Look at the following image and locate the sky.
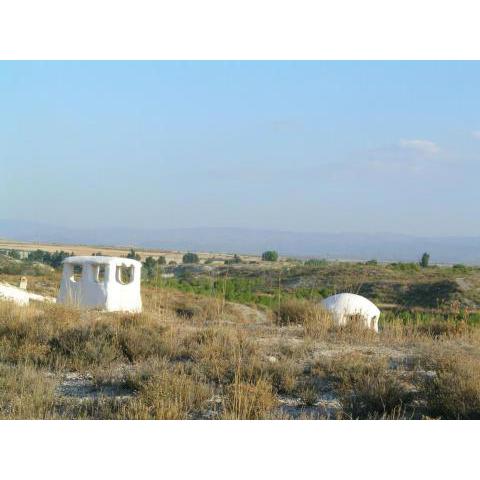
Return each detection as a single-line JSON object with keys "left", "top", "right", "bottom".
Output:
{"left": 1, "top": 61, "right": 479, "bottom": 236}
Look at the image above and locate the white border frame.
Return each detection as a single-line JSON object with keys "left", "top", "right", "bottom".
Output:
{"left": 1, "top": 0, "right": 479, "bottom": 59}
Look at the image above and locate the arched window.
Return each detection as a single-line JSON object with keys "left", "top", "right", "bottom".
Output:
{"left": 116, "top": 265, "right": 134, "bottom": 284}
{"left": 94, "top": 264, "right": 106, "bottom": 283}
{"left": 71, "top": 264, "right": 83, "bottom": 282}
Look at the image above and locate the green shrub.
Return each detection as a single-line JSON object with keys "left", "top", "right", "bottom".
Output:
{"left": 126, "top": 248, "right": 141, "bottom": 261}
{"left": 304, "top": 258, "right": 327, "bottom": 267}
{"left": 224, "top": 254, "right": 242, "bottom": 265}
{"left": 262, "top": 251, "right": 278, "bottom": 262}
{"left": 389, "top": 262, "right": 420, "bottom": 272}
{"left": 143, "top": 256, "right": 163, "bottom": 279}
{"left": 452, "top": 263, "right": 469, "bottom": 273}
{"left": 183, "top": 252, "right": 199, "bottom": 264}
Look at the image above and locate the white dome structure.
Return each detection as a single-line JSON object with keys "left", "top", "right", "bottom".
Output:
{"left": 57, "top": 256, "right": 142, "bottom": 313}
{"left": 322, "top": 293, "right": 380, "bottom": 332}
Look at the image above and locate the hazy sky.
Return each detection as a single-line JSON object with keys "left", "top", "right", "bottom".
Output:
{"left": 1, "top": 61, "right": 479, "bottom": 235}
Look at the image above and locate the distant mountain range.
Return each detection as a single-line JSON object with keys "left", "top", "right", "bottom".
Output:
{"left": 1, "top": 219, "right": 479, "bottom": 264}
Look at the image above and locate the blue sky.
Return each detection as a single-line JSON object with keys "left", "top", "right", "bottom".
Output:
{"left": 1, "top": 61, "right": 479, "bottom": 235}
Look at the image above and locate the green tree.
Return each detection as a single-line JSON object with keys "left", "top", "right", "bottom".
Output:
{"left": 26, "top": 249, "right": 70, "bottom": 269}
{"left": 183, "top": 252, "right": 199, "bottom": 264}
{"left": 126, "top": 248, "right": 141, "bottom": 261}
{"left": 262, "top": 250, "right": 279, "bottom": 262}
{"left": 157, "top": 255, "right": 166, "bottom": 265}
{"left": 420, "top": 252, "right": 430, "bottom": 268}
{"left": 27, "top": 249, "right": 46, "bottom": 263}
{"left": 7, "top": 249, "right": 21, "bottom": 260}
{"left": 49, "top": 250, "right": 71, "bottom": 269}
{"left": 143, "top": 256, "right": 159, "bottom": 279}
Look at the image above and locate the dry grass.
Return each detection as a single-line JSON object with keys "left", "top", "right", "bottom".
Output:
{"left": 123, "top": 360, "right": 214, "bottom": 419}
{"left": 183, "top": 327, "right": 260, "bottom": 384}
{"left": 0, "top": 363, "right": 57, "bottom": 419}
{"left": 221, "top": 361, "right": 277, "bottom": 419}
{"left": 266, "top": 357, "right": 301, "bottom": 395}
{"left": 274, "top": 298, "right": 381, "bottom": 341}
{"left": 222, "top": 376, "right": 276, "bottom": 419}
{"left": 275, "top": 298, "right": 332, "bottom": 335}
{"left": 1, "top": 280, "right": 480, "bottom": 419}
{"left": 313, "top": 353, "right": 414, "bottom": 419}
{"left": 420, "top": 352, "right": 480, "bottom": 419}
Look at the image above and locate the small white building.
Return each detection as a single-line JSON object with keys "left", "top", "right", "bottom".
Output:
{"left": 322, "top": 293, "right": 380, "bottom": 332}
{"left": 57, "top": 256, "right": 142, "bottom": 313}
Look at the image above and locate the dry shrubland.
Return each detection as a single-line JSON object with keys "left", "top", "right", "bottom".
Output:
{"left": 0, "top": 282, "right": 479, "bottom": 419}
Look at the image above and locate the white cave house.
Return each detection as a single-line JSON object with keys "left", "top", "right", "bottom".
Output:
{"left": 57, "top": 256, "right": 142, "bottom": 313}
{"left": 322, "top": 293, "right": 380, "bottom": 332}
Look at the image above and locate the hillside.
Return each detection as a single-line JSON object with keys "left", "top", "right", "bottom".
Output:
{"left": 1, "top": 270, "right": 480, "bottom": 419}
{"left": 1, "top": 251, "right": 480, "bottom": 419}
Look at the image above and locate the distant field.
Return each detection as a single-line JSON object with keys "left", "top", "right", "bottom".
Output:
{"left": 0, "top": 239, "right": 261, "bottom": 264}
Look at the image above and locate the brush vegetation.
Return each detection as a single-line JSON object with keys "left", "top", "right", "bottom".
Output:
{"left": 1, "top": 267, "right": 480, "bottom": 419}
